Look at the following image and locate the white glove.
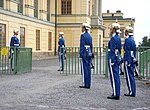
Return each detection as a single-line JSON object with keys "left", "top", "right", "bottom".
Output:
{"left": 127, "top": 64, "right": 131, "bottom": 67}
{"left": 11, "top": 50, "right": 14, "bottom": 54}
{"left": 133, "top": 58, "right": 136, "bottom": 63}
{"left": 111, "top": 63, "right": 114, "bottom": 66}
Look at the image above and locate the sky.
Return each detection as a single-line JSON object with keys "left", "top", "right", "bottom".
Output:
{"left": 102, "top": 0, "right": 150, "bottom": 45}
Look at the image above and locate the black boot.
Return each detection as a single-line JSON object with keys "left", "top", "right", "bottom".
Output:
{"left": 107, "top": 96, "right": 120, "bottom": 100}
{"left": 79, "top": 86, "right": 90, "bottom": 89}
{"left": 124, "top": 94, "right": 135, "bottom": 97}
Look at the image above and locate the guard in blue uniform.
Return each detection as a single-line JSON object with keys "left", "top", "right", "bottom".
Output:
{"left": 10, "top": 29, "right": 20, "bottom": 70}
{"left": 123, "top": 25, "right": 136, "bottom": 97}
{"left": 79, "top": 23, "right": 93, "bottom": 89}
{"left": 107, "top": 22, "right": 122, "bottom": 100}
{"left": 58, "top": 32, "right": 65, "bottom": 71}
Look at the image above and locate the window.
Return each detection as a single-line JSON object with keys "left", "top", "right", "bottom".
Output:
{"left": 47, "top": 0, "right": 50, "bottom": 21}
{"left": 0, "top": 0, "right": 4, "bottom": 8}
{"left": 34, "top": 0, "right": 38, "bottom": 18}
{"left": 99, "top": 35, "right": 101, "bottom": 47}
{"left": 120, "top": 29, "right": 124, "bottom": 38}
{"left": 48, "top": 32, "right": 52, "bottom": 50}
{"left": 20, "top": 27, "right": 25, "bottom": 47}
{"left": 18, "top": 0, "right": 23, "bottom": 13}
{"left": 36, "top": 30, "right": 40, "bottom": 50}
{"left": 103, "top": 30, "right": 105, "bottom": 38}
{"left": 88, "top": 0, "right": 90, "bottom": 16}
{"left": 0, "top": 23, "right": 6, "bottom": 46}
{"left": 61, "top": 0, "right": 72, "bottom": 15}
{"left": 0, "top": 0, "right": 3, "bottom": 8}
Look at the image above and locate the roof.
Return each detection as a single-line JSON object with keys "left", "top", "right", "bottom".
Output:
{"left": 102, "top": 16, "right": 135, "bottom": 21}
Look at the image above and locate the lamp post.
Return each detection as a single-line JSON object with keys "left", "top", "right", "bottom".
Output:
{"left": 54, "top": 0, "right": 57, "bottom": 55}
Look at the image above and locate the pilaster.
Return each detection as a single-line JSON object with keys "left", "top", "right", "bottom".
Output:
{"left": 6, "top": 0, "right": 18, "bottom": 12}
{"left": 91, "top": 0, "right": 103, "bottom": 26}
{"left": 24, "top": 0, "right": 34, "bottom": 17}
{"left": 39, "top": 0, "right": 47, "bottom": 21}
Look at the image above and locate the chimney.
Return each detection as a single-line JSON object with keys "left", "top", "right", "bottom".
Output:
{"left": 107, "top": 10, "right": 110, "bottom": 13}
{"left": 116, "top": 10, "right": 121, "bottom": 13}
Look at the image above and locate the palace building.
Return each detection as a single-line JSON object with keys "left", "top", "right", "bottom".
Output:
{"left": 102, "top": 10, "right": 135, "bottom": 47}
{"left": 0, "top": 0, "right": 134, "bottom": 58}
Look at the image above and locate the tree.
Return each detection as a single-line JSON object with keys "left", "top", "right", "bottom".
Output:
{"left": 141, "top": 36, "right": 150, "bottom": 46}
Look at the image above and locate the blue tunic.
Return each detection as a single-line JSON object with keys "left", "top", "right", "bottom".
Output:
{"left": 123, "top": 36, "right": 136, "bottom": 65}
{"left": 80, "top": 32, "right": 93, "bottom": 58}
{"left": 58, "top": 37, "right": 65, "bottom": 53}
{"left": 108, "top": 34, "right": 122, "bottom": 64}
{"left": 123, "top": 35, "right": 136, "bottom": 97}
{"left": 58, "top": 37, "right": 65, "bottom": 71}
{"left": 9, "top": 35, "right": 20, "bottom": 70}
{"left": 10, "top": 35, "right": 20, "bottom": 47}
{"left": 79, "top": 31, "right": 93, "bottom": 88}
{"left": 108, "top": 33, "right": 121, "bottom": 97}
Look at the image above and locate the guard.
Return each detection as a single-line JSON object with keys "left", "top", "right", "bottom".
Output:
{"left": 58, "top": 32, "right": 65, "bottom": 71}
{"left": 107, "top": 21, "right": 122, "bottom": 100}
{"left": 79, "top": 23, "right": 93, "bottom": 89}
{"left": 123, "top": 25, "right": 136, "bottom": 97}
{"left": 10, "top": 29, "right": 20, "bottom": 71}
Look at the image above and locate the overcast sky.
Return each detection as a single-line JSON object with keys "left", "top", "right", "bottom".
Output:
{"left": 102, "top": 0, "right": 150, "bottom": 45}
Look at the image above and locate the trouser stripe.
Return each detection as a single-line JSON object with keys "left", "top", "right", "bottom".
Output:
{"left": 80, "top": 59, "right": 84, "bottom": 86}
{"left": 125, "top": 61, "right": 132, "bottom": 95}
{"left": 109, "top": 59, "right": 116, "bottom": 96}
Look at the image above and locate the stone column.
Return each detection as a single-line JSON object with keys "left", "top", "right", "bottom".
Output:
{"left": 98, "top": 0, "right": 102, "bottom": 17}
{"left": 3, "top": 0, "right": 6, "bottom": 9}
{"left": 91, "top": 0, "right": 99, "bottom": 25}
{"left": 94, "top": 0, "right": 98, "bottom": 16}
{"left": 98, "top": 0, "right": 103, "bottom": 25}
{"left": 92, "top": 0, "right": 98, "bottom": 16}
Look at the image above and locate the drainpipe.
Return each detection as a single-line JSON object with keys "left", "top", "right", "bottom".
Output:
{"left": 54, "top": 0, "right": 57, "bottom": 55}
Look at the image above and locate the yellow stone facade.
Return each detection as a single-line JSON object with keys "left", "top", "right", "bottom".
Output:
{"left": 0, "top": 0, "right": 134, "bottom": 58}
{"left": 0, "top": 0, "right": 56, "bottom": 58}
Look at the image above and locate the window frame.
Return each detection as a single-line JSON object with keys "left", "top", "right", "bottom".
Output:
{"left": 34, "top": 0, "right": 38, "bottom": 18}
{"left": 47, "top": 0, "right": 50, "bottom": 21}
{"left": 0, "top": 23, "right": 6, "bottom": 46}
{"left": 0, "top": 0, "right": 4, "bottom": 8}
{"left": 36, "top": 29, "right": 40, "bottom": 50}
{"left": 18, "top": 0, "right": 23, "bottom": 13}
{"left": 20, "top": 27, "right": 25, "bottom": 47}
{"left": 88, "top": 0, "right": 90, "bottom": 16}
{"left": 61, "top": 0, "right": 72, "bottom": 15}
{"left": 48, "top": 32, "right": 52, "bottom": 50}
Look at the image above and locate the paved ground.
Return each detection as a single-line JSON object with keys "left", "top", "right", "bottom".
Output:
{"left": 0, "top": 58, "right": 150, "bottom": 110}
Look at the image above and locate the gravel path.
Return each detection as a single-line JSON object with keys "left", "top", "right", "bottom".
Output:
{"left": 0, "top": 58, "right": 150, "bottom": 110}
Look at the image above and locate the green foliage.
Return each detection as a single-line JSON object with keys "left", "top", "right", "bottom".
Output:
{"left": 141, "top": 36, "right": 150, "bottom": 46}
